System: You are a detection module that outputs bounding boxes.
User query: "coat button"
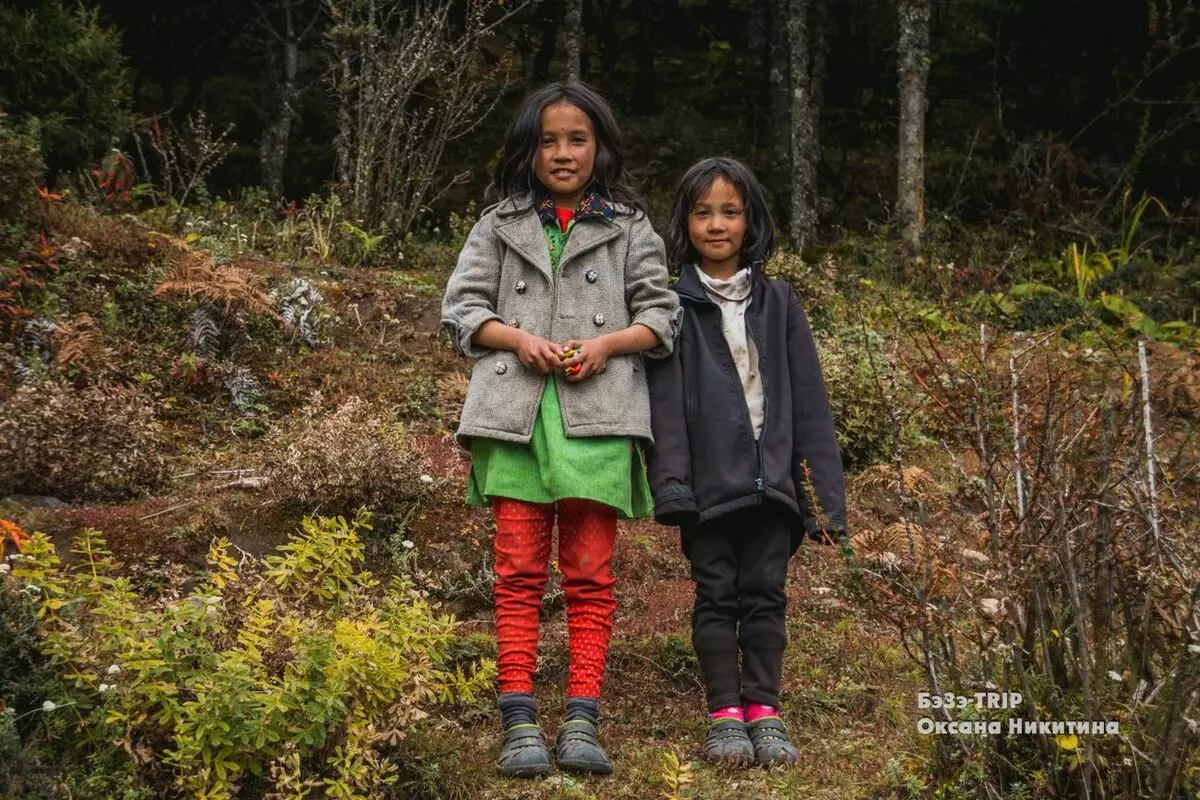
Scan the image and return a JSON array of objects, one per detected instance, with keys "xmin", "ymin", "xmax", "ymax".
[
  {"xmin": 585, "ymin": 269, "xmax": 598, "ymax": 283},
  {"xmin": 593, "ymin": 313, "xmax": 605, "ymax": 327},
  {"xmin": 508, "ymin": 318, "xmax": 520, "ymax": 328},
  {"xmin": 515, "ymin": 280, "xmax": 527, "ymax": 294},
  {"xmin": 495, "ymin": 362, "xmax": 507, "ymax": 375}
]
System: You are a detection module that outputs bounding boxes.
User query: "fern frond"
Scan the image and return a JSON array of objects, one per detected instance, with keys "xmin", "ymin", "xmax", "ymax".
[
  {"xmin": 189, "ymin": 307, "xmax": 221, "ymax": 358},
  {"xmin": 53, "ymin": 313, "xmax": 107, "ymax": 372},
  {"xmin": 155, "ymin": 250, "xmax": 282, "ymax": 322}
]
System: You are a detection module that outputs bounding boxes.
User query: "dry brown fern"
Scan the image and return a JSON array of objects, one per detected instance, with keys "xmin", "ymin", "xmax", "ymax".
[
  {"xmin": 850, "ymin": 522, "xmax": 964, "ymax": 599},
  {"xmin": 850, "ymin": 520, "xmax": 930, "ymax": 564},
  {"xmin": 852, "ymin": 464, "xmax": 943, "ymax": 506},
  {"xmin": 153, "ymin": 242, "xmax": 281, "ymax": 322},
  {"xmin": 52, "ymin": 313, "xmax": 108, "ymax": 373},
  {"xmin": 1161, "ymin": 361, "xmax": 1200, "ymax": 420}
]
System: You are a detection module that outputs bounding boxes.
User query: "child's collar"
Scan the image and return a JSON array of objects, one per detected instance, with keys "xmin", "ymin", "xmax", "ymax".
[{"xmin": 534, "ymin": 186, "xmax": 615, "ymax": 228}]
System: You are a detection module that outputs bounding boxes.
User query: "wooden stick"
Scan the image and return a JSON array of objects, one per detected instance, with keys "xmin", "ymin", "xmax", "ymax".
[
  {"xmin": 1009, "ymin": 354, "xmax": 1025, "ymax": 521},
  {"xmin": 1138, "ymin": 339, "xmax": 1163, "ymax": 565},
  {"xmin": 139, "ymin": 501, "xmax": 199, "ymax": 520}
]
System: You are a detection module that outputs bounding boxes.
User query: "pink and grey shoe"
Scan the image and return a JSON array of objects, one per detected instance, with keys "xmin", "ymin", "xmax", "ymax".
[
  {"xmin": 703, "ymin": 718, "xmax": 755, "ymax": 768},
  {"xmin": 746, "ymin": 715, "xmax": 800, "ymax": 766}
]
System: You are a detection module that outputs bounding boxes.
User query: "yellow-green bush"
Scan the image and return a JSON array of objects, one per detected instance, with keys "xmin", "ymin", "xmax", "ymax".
[
  {"xmin": 815, "ymin": 329, "xmax": 928, "ymax": 473},
  {"xmin": 8, "ymin": 509, "xmax": 494, "ymax": 799}
]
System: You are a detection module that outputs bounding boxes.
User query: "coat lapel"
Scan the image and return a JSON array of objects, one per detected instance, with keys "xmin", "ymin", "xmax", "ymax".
[
  {"xmin": 558, "ymin": 219, "xmax": 621, "ymax": 274},
  {"xmin": 495, "ymin": 207, "xmax": 554, "ymax": 282}
]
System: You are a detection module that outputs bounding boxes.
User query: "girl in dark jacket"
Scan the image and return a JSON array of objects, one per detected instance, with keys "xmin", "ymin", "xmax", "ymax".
[{"xmin": 645, "ymin": 157, "xmax": 848, "ymax": 768}]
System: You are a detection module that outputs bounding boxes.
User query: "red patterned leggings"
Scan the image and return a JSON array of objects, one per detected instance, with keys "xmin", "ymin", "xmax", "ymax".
[{"xmin": 492, "ymin": 497, "xmax": 617, "ymax": 698}]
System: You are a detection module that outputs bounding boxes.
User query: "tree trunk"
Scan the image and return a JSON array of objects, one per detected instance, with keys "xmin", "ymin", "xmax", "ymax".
[
  {"xmin": 595, "ymin": 0, "xmax": 620, "ymax": 94},
  {"xmin": 632, "ymin": 0, "xmax": 657, "ymax": 113},
  {"xmin": 563, "ymin": 0, "xmax": 582, "ymax": 81},
  {"xmin": 532, "ymin": 0, "xmax": 559, "ymax": 82},
  {"xmin": 261, "ymin": 1, "xmax": 301, "ymax": 201},
  {"xmin": 767, "ymin": 0, "xmax": 791, "ymax": 216},
  {"xmin": 897, "ymin": 0, "xmax": 931, "ymax": 272},
  {"xmin": 748, "ymin": 0, "xmax": 768, "ymax": 161},
  {"xmin": 787, "ymin": 0, "xmax": 818, "ymax": 251}
]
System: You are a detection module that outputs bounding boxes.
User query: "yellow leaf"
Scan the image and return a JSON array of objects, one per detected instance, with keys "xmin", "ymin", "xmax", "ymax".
[{"xmin": 1056, "ymin": 734, "xmax": 1079, "ymax": 751}]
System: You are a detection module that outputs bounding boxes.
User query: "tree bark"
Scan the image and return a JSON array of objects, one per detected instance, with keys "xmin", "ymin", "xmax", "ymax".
[
  {"xmin": 563, "ymin": 0, "xmax": 582, "ymax": 81},
  {"xmin": 532, "ymin": 0, "xmax": 559, "ymax": 82},
  {"xmin": 787, "ymin": 0, "xmax": 819, "ymax": 251},
  {"xmin": 897, "ymin": 0, "xmax": 931, "ymax": 272},
  {"xmin": 595, "ymin": 0, "xmax": 620, "ymax": 94},
  {"xmin": 748, "ymin": 0, "xmax": 768, "ymax": 161},
  {"xmin": 632, "ymin": 0, "xmax": 657, "ymax": 113},
  {"xmin": 260, "ymin": 1, "xmax": 302, "ymax": 201},
  {"xmin": 767, "ymin": 0, "xmax": 792, "ymax": 215}
]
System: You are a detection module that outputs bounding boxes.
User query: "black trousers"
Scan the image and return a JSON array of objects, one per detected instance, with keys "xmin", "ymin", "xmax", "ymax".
[{"xmin": 684, "ymin": 502, "xmax": 791, "ymax": 712}]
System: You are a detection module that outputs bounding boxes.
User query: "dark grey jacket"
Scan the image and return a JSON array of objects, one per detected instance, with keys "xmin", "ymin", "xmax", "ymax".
[{"xmin": 645, "ymin": 262, "xmax": 847, "ymax": 553}]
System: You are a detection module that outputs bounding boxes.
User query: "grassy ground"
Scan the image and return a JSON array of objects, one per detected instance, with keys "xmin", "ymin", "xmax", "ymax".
[
  {"xmin": 1, "ymin": 254, "xmax": 935, "ymax": 797},
  {"xmin": 14, "ymin": 219, "xmax": 1197, "ymax": 797}
]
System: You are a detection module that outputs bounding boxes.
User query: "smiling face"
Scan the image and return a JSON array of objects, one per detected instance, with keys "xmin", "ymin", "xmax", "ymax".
[
  {"xmin": 688, "ymin": 176, "xmax": 747, "ymax": 280},
  {"xmin": 534, "ymin": 100, "xmax": 597, "ymax": 208}
]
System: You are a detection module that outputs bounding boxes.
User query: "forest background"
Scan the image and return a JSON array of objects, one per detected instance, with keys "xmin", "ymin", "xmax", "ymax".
[{"xmin": 1, "ymin": 1, "xmax": 1199, "ymax": 799}]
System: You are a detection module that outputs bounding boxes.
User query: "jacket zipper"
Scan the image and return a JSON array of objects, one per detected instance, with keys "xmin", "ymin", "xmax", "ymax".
[
  {"xmin": 746, "ymin": 307, "xmax": 767, "ymax": 496},
  {"xmin": 692, "ymin": 291, "xmax": 766, "ymax": 498}
]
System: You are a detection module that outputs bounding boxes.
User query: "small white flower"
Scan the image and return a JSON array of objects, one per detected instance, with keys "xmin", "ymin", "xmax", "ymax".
[
  {"xmin": 1189, "ymin": 644, "xmax": 1200, "ymax": 655},
  {"xmin": 106, "ymin": 664, "xmax": 121, "ymax": 675},
  {"xmin": 0, "ymin": 563, "xmax": 9, "ymax": 575},
  {"xmin": 1108, "ymin": 670, "xmax": 1124, "ymax": 682},
  {"xmin": 419, "ymin": 474, "xmax": 434, "ymax": 484},
  {"xmin": 22, "ymin": 584, "xmax": 40, "ymax": 594},
  {"xmin": 98, "ymin": 683, "xmax": 111, "ymax": 693},
  {"xmin": 42, "ymin": 700, "xmax": 56, "ymax": 712},
  {"xmin": 402, "ymin": 540, "xmax": 415, "ymax": 550}
]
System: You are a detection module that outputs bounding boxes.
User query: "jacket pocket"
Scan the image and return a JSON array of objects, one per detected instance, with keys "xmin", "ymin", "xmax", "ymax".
[
  {"xmin": 558, "ymin": 353, "xmax": 638, "ymax": 427},
  {"xmin": 460, "ymin": 353, "xmax": 528, "ymax": 436}
]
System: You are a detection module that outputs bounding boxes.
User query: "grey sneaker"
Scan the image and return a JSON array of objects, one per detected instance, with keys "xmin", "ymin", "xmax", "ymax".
[
  {"xmin": 555, "ymin": 696, "xmax": 612, "ymax": 775},
  {"xmin": 497, "ymin": 693, "xmax": 552, "ymax": 778}
]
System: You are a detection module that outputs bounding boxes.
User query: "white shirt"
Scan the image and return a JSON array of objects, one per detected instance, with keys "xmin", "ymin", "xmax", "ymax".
[{"xmin": 696, "ymin": 266, "xmax": 764, "ymax": 439}]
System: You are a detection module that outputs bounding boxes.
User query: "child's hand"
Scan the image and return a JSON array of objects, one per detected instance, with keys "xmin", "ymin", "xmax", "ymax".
[
  {"xmin": 515, "ymin": 332, "xmax": 565, "ymax": 374},
  {"xmin": 560, "ymin": 338, "xmax": 611, "ymax": 382}
]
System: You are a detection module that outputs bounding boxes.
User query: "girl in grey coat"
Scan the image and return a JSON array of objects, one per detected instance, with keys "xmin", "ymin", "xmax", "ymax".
[{"xmin": 441, "ymin": 81, "xmax": 680, "ymax": 778}]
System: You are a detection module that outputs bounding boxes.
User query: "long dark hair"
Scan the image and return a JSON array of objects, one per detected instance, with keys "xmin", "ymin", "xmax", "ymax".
[
  {"xmin": 490, "ymin": 81, "xmax": 647, "ymax": 217},
  {"xmin": 665, "ymin": 156, "xmax": 776, "ymax": 271}
]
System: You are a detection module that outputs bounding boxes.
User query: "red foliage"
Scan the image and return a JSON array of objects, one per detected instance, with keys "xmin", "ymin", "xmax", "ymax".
[{"xmin": 92, "ymin": 150, "xmax": 135, "ymax": 207}]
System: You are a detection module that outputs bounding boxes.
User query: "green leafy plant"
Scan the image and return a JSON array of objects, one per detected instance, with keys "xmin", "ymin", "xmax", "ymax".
[
  {"xmin": 1059, "ymin": 190, "xmax": 1167, "ymax": 301},
  {"xmin": 9, "ymin": 510, "xmax": 495, "ymax": 799},
  {"xmin": 340, "ymin": 221, "xmax": 385, "ymax": 266}
]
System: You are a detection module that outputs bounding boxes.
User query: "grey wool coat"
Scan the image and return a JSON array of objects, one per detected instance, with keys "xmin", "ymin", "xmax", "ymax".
[{"xmin": 441, "ymin": 194, "xmax": 682, "ymax": 449}]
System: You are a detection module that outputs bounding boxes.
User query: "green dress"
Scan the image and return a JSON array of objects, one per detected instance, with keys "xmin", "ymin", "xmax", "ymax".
[{"xmin": 466, "ymin": 202, "xmax": 654, "ymax": 519}]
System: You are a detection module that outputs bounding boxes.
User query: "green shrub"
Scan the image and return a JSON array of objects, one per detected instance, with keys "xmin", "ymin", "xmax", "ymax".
[
  {"xmin": 0, "ymin": 113, "xmax": 44, "ymax": 236},
  {"xmin": 0, "ymin": 380, "xmax": 168, "ymax": 500},
  {"xmin": 0, "ymin": 575, "xmax": 58, "ymax": 800},
  {"xmin": 8, "ymin": 511, "xmax": 494, "ymax": 799},
  {"xmin": 1006, "ymin": 290, "xmax": 1085, "ymax": 331},
  {"xmin": 816, "ymin": 328, "xmax": 927, "ymax": 473},
  {"xmin": 0, "ymin": 0, "xmax": 131, "ymax": 175}
]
